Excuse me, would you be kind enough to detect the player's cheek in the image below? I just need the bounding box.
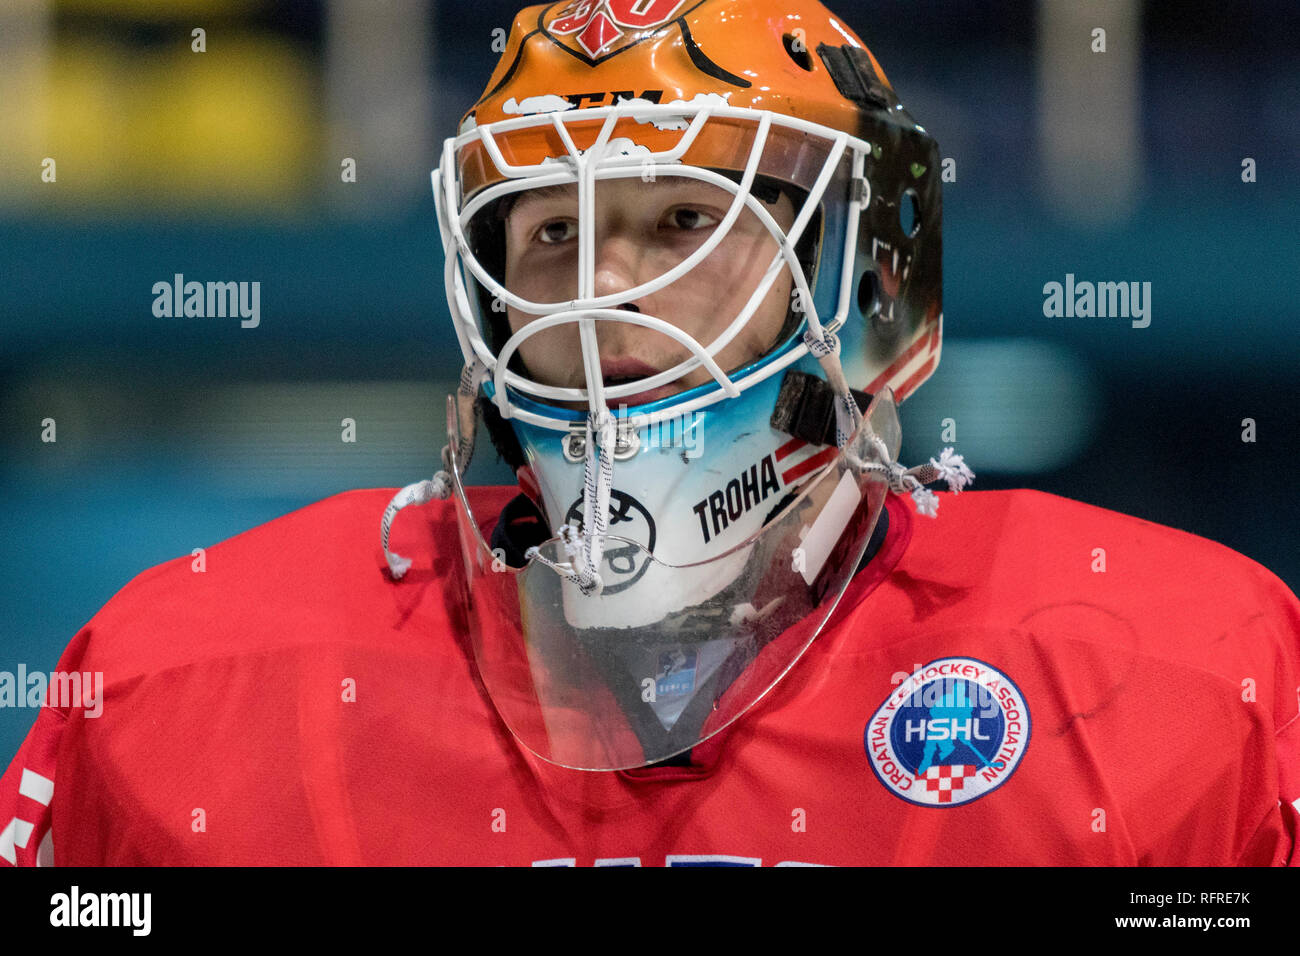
[660,276,724,345]
[504,240,578,305]
[531,323,581,376]
[752,270,794,350]
[729,242,787,324]
[720,225,782,294]
[504,307,555,383]
[505,304,528,337]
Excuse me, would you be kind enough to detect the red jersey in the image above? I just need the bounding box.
[3,486,1298,866]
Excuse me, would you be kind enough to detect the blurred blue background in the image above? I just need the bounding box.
[2,0,1297,760]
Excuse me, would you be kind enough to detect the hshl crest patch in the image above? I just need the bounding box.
[865,657,1030,807]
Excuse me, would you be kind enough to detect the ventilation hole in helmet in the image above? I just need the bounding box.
[899,188,921,238]
[857,268,882,319]
[782,33,814,72]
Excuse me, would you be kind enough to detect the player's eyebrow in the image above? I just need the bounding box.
[501,184,575,217]
[502,177,732,219]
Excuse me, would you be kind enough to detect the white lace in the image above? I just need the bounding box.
[521,410,614,595]
[804,327,975,513]
[380,360,486,579]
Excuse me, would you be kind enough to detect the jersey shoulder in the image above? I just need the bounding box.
[28,485,521,865]
[934,485,1297,603]
[73,485,519,675]
[894,487,1300,716]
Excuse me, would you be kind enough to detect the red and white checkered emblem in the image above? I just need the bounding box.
[918,764,976,804]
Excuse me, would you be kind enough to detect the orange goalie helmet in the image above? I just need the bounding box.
[460,0,896,195]
[443,0,942,428]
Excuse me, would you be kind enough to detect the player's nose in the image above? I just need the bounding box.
[591,231,649,307]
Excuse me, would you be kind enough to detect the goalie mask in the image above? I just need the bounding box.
[381,0,970,770]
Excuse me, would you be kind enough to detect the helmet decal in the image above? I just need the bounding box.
[546,1,694,62]
[481,0,749,106]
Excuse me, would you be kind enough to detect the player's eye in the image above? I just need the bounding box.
[535,219,578,244]
[661,206,719,231]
